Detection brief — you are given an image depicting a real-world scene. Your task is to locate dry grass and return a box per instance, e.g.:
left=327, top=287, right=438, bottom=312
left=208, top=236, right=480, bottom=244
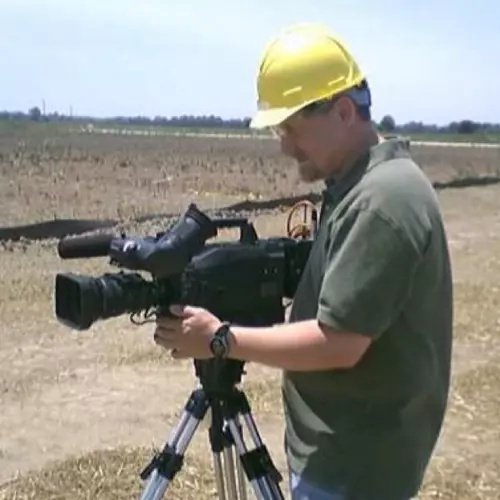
left=0, top=447, right=219, bottom=500
left=1, top=131, right=499, bottom=225
left=1, top=131, right=500, bottom=499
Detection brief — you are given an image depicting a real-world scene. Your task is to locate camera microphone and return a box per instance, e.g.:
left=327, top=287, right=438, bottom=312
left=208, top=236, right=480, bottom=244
left=57, top=233, right=115, bottom=259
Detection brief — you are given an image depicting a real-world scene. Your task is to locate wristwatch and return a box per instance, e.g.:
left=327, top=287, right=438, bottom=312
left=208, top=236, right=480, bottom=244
left=209, top=322, right=232, bottom=358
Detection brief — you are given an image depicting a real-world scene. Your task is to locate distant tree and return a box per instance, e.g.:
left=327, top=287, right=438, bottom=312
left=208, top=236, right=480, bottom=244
left=28, top=106, right=42, bottom=122
left=379, top=114, right=396, bottom=132
left=0, top=106, right=497, bottom=136
left=456, top=120, right=479, bottom=134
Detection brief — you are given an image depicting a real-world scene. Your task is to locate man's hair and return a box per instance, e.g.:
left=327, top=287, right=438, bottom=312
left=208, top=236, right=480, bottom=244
left=300, top=79, right=372, bottom=121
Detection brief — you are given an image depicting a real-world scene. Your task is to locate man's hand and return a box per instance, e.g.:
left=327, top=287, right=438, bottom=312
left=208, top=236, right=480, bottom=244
left=154, top=306, right=371, bottom=371
left=154, top=304, right=222, bottom=360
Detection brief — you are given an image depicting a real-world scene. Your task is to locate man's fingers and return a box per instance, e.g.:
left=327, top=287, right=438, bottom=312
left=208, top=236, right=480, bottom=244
left=153, top=330, right=167, bottom=344
left=154, top=325, right=175, bottom=336
left=168, top=304, right=183, bottom=317
left=169, top=304, right=200, bottom=318
left=153, top=333, right=168, bottom=347
left=154, top=326, right=176, bottom=345
left=156, top=315, right=178, bottom=328
left=170, top=348, right=188, bottom=360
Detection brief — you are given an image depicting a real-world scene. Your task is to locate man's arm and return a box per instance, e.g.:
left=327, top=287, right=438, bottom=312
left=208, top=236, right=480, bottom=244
left=226, top=207, right=424, bottom=372
left=228, top=319, right=371, bottom=371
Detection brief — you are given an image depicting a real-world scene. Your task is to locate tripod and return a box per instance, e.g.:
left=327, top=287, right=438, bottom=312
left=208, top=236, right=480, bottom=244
left=138, top=356, right=286, bottom=500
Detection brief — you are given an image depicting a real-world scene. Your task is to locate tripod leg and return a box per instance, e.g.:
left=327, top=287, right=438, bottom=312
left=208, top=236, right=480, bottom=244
left=219, top=416, right=249, bottom=500
left=239, top=412, right=284, bottom=500
left=225, top=418, right=281, bottom=500
left=222, top=391, right=285, bottom=500
left=210, top=403, right=228, bottom=500
left=216, top=416, right=249, bottom=500
left=138, top=387, right=210, bottom=500
left=210, top=400, right=244, bottom=500
left=222, top=438, right=239, bottom=499
left=213, top=450, right=227, bottom=500
left=233, top=417, right=249, bottom=500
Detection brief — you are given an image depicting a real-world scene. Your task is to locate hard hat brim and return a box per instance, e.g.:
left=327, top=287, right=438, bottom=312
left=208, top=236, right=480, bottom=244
left=249, top=105, right=303, bottom=129
left=250, top=81, right=370, bottom=130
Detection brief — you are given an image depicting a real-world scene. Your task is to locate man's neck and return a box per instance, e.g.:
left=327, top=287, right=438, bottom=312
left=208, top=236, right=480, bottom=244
left=330, top=126, right=381, bottom=182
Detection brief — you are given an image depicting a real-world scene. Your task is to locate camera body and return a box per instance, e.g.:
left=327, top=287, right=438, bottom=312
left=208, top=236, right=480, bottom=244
left=55, top=203, right=313, bottom=332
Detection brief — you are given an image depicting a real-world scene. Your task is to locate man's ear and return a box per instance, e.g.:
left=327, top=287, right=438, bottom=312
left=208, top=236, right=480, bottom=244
left=336, top=96, right=357, bottom=127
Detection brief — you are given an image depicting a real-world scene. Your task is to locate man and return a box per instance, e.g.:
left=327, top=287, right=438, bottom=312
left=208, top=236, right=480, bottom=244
left=154, top=24, right=454, bottom=500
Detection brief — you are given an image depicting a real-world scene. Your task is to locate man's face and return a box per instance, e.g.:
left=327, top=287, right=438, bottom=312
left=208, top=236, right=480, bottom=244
left=274, top=97, right=355, bottom=183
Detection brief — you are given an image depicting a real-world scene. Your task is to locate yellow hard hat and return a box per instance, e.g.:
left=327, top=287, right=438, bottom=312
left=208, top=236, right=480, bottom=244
left=249, top=23, right=365, bottom=129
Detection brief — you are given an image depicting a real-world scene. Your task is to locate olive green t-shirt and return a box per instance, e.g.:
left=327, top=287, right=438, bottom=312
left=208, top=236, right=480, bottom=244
left=284, top=137, right=453, bottom=499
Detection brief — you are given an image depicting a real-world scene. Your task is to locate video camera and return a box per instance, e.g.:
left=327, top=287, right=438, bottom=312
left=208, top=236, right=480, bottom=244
left=54, top=203, right=314, bottom=333
left=54, top=201, right=318, bottom=500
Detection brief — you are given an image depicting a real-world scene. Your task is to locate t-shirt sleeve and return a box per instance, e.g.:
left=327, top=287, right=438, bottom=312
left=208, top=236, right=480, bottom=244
left=317, top=207, right=424, bottom=339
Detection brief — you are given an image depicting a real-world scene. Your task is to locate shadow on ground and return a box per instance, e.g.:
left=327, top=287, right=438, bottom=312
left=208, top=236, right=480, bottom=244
left=1, top=175, right=499, bottom=243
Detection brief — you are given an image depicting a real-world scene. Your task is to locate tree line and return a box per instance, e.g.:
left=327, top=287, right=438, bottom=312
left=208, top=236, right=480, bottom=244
left=1, top=108, right=499, bottom=135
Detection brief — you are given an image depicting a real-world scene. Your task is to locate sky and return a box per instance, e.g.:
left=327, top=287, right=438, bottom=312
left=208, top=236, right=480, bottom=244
left=0, top=0, right=498, bottom=125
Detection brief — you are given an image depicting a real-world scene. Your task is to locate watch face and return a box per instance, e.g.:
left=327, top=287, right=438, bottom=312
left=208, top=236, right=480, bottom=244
left=211, top=338, right=226, bottom=357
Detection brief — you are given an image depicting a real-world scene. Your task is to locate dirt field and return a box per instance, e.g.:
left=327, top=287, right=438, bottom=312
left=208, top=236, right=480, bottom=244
left=1, top=131, right=499, bottom=226
left=1, top=131, right=500, bottom=499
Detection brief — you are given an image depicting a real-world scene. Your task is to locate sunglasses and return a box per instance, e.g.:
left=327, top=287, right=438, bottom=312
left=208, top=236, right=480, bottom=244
left=270, top=97, right=341, bottom=138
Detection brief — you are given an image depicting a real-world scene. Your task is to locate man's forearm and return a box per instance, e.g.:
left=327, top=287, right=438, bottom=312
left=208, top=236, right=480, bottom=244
left=228, top=319, right=370, bottom=371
